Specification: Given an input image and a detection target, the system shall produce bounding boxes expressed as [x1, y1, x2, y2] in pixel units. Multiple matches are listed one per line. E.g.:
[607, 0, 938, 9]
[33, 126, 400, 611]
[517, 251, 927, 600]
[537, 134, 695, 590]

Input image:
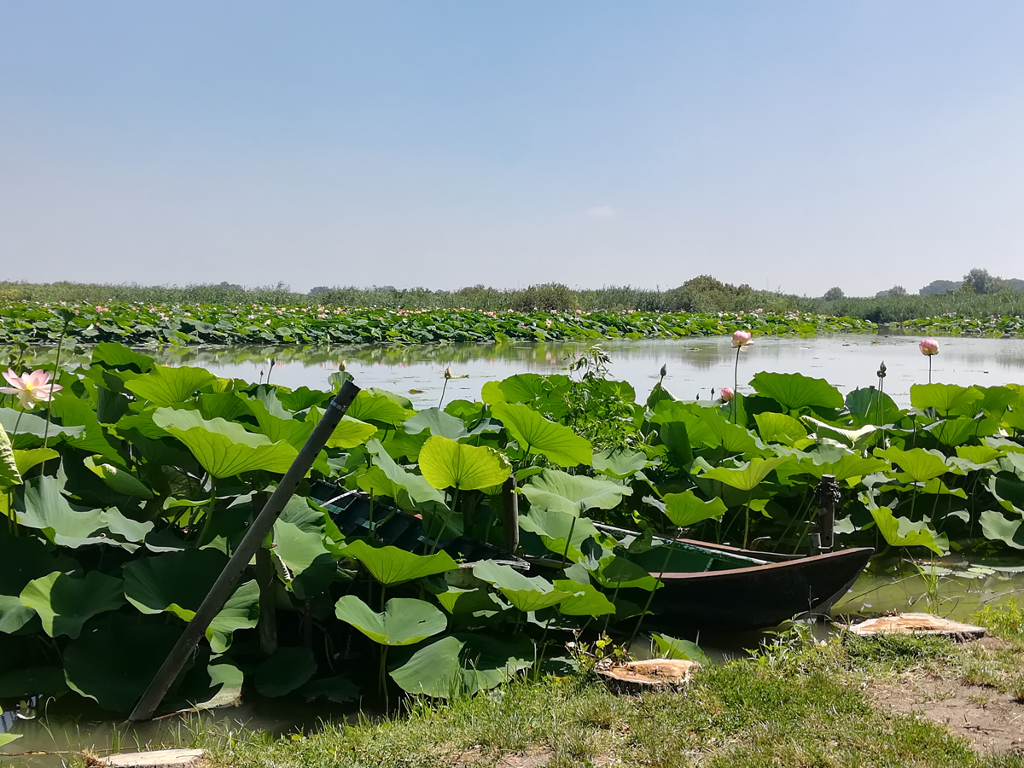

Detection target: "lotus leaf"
[523, 469, 630, 514]
[869, 506, 949, 555]
[472, 560, 572, 612]
[405, 408, 469, 441]
[342, 540, 457, 585]
[979, 510, 1024, 550]
[518, 505, 601, 560]
[910, 383, 985, 417]
[0, 426, 21, 489]
[347, 390, 412, 426]
[875, 447, 949, 483]
[334, 596, 447, 645]
[754, 412, 808, 445]
[419, 436, 511, 491]
[652, 633, 710, 664]
[552, 579, 615, 616]
[593, 447, 650, 478]
[125, 365, 217, 405]
[389, 633, 532, 697]
[83, 456, 154, 499]
[153, 407, 298, 477]
[491, 402, 593, 467]
[255, 646, 318, 697]
[699, 456, 791, 492]
[750, 372, 844, 411]
[19, 571, 124, 638]
[659, 490, 728, 527]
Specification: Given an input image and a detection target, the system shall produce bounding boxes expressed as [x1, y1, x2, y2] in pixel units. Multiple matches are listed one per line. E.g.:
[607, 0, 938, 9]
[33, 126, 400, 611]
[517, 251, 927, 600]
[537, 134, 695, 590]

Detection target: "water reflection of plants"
[0, 341, 1022, 717]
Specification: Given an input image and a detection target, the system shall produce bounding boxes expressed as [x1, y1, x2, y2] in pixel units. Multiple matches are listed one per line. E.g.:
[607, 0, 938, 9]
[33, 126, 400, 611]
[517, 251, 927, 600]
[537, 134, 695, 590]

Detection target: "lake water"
[110, 332, 1024, 408]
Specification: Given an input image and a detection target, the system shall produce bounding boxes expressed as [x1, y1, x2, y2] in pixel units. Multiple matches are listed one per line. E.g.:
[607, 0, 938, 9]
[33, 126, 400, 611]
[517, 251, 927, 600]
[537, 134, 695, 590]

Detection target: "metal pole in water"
[129, 380, 360, 722]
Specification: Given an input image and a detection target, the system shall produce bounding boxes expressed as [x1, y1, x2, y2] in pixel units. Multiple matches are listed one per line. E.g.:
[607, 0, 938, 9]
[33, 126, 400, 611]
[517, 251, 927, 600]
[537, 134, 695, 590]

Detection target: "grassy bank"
[79, 603, 1024, 768]
[4, 278, 1024, 323]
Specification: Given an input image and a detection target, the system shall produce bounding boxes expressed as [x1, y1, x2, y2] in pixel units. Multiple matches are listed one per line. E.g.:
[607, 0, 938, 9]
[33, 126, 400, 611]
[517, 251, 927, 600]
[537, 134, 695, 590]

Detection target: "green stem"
[742, 494, 752, 549]
[42, 321, 70, 450]
[732, 346, 741, 424]
[630, 532, 677, 645]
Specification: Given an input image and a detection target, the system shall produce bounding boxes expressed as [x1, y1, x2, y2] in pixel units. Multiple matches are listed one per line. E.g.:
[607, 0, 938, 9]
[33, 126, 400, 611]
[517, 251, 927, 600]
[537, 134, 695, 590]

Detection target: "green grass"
[105, 615, 1024, 768]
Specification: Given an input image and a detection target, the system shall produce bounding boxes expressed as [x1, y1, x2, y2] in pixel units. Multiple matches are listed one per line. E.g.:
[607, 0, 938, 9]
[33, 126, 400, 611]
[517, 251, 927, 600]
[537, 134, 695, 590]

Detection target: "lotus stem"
[732, 346, 741, 424]
[42, 320, 70, 450]
[629, 531, 678, 645]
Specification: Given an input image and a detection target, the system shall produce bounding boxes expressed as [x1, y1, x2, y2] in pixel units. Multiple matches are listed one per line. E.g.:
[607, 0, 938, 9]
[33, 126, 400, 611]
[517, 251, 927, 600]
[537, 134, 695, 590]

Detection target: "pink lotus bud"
[732, 330, 752, 348]
[918, 338, 939, 356]
[721, 386, 734, 402]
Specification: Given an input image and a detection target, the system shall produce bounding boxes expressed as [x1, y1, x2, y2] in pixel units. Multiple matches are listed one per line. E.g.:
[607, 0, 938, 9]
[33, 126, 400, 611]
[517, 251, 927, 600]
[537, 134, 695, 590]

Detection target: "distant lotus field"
[0, 302, 875, 347]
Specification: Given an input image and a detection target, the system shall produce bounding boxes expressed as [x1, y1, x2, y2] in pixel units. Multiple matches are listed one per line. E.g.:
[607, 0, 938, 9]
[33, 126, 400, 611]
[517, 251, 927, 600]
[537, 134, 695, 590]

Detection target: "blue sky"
[2, 2, 1022, 295]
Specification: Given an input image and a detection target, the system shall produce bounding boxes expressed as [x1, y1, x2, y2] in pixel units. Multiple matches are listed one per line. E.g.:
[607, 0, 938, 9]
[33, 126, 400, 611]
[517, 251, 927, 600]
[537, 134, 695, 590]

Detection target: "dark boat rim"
[656, 547, 874, 581]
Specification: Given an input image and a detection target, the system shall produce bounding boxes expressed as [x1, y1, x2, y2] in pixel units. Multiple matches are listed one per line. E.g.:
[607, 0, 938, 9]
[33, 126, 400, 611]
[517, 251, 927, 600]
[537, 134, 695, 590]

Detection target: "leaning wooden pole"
[129, 380, 360, 722]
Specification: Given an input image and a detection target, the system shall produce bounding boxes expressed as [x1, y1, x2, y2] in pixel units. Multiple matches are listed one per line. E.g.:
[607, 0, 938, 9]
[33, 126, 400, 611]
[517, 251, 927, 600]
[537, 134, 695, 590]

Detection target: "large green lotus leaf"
[591, 554, 661, 591]
[346, 390, 413, 426]
[801, 416, 878, 449]
[419, 436, 511, 491]
[404, 408, 469, 441]
[389, 633, 533, 698]
[754, 412, 808, 446]
[0, 407, 82, 444]
[875, 447, 949, 483]
[593, 447, 650, 479]
[778, 450, 889, 484]
[523, 469, 630, 515]
[0, 595, 35, 634]
[254, 646, 318, 698]
[845, 387, 904, 427]
[652, 633, 710, 664]
[125, 365, 217, 406]
[472, 560, 571, 612]
[169, 658, 245, 713]
[278, 385, 329, 413]
[652, 402, 715, 446]
[750, 372, 844, 411]
[552, 580, 615, 617]
[355, 465, 404, 501]
[153, 407, 298, 477]
[342, 540, 457, 585]
[19, 571, 124, 638]
[699, 456, 791, 492]
[206, 580, 259, 653]
[244, 396, 314, 449]
[987, 472, 1024, 515]
[956, 445, 1004, 467]
[925, 416, 997, 448]
[667, 406, 759, 455]
[16, 475, 150, 548]
[123, 548, 229, 620]
[302, 409, 378, 449]
[869, 506, 949, 555]
[0, 426, 21, 489]
[519, 506, 601, 560]
[83, 456, 154, 499]
[334, 596, 447, 646]
[658, 421, 694, 467]
[63, 617, 180, 712]
[428, 585, 497, 615]
[13, 448, 58, 476]
[272, 495, 336, 599]
[91, 342, 155, 372]
[482, 374, 572, 420]
[979, 510, 1024, 550]
[491, 402, 593, 468]
[659, 490, 728, 527]
[910, 383, 985, 417]
[980, 386, 1020, 415]
[366, 440, 447, 508]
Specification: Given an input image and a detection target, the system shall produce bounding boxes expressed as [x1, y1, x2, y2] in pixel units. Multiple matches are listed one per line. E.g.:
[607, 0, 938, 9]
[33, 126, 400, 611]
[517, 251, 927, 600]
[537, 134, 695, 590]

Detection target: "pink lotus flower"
[1, 369, 62, 410]
[721, 386, 735, 402]
[919, 338, 939, 356]
[732, 330, 753, 348]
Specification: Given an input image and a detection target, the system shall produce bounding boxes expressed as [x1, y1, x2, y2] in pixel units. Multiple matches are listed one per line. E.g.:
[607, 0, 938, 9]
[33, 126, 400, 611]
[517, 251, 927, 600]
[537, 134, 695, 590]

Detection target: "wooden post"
[129, 381, 360, 722]
[812, 474, 839, 555]
[502, 477, 519, 554]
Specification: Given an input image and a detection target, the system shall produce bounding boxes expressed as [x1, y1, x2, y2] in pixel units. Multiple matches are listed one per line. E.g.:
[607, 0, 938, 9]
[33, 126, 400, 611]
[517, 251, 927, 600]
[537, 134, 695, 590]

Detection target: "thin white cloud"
[585, 205, 615, 219]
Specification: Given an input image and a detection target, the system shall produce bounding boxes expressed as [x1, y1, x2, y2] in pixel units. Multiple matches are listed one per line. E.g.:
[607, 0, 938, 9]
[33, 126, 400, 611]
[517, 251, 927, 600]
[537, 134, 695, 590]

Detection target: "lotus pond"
[0, 332, 1023, 764]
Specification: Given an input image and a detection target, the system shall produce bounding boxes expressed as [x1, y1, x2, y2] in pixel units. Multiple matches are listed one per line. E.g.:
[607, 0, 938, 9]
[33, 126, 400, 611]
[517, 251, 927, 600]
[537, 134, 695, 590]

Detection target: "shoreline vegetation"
[63, 605, 1024, 767]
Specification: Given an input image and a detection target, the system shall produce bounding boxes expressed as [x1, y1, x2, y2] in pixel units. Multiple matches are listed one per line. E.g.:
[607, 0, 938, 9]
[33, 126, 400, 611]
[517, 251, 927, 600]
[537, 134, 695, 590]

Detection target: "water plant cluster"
[0, 342, 1022, 720]
[893, 314, 1024, 338]
[0, 302, 873, 348]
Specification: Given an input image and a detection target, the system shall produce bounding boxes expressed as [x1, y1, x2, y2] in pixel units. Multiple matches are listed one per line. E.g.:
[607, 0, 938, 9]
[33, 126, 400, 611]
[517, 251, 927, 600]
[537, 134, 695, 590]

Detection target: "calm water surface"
[142, 333, 1024, 408]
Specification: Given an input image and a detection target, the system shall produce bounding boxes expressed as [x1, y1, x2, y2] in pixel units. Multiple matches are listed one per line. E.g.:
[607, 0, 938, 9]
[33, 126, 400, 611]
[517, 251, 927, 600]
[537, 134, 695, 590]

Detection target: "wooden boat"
[310, 483, 873, 633]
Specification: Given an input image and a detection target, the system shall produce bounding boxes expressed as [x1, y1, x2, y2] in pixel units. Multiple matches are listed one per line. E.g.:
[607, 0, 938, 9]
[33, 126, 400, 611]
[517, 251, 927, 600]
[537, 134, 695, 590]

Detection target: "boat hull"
[645, 547, 874, 633]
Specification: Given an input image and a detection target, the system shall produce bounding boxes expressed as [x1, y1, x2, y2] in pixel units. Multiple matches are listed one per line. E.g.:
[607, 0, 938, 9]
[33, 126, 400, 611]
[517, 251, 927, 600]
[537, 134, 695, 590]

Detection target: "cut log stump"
[98, 748, 205, 768]
[848, 613, 986, 641]
[595, 659, 699, 695]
